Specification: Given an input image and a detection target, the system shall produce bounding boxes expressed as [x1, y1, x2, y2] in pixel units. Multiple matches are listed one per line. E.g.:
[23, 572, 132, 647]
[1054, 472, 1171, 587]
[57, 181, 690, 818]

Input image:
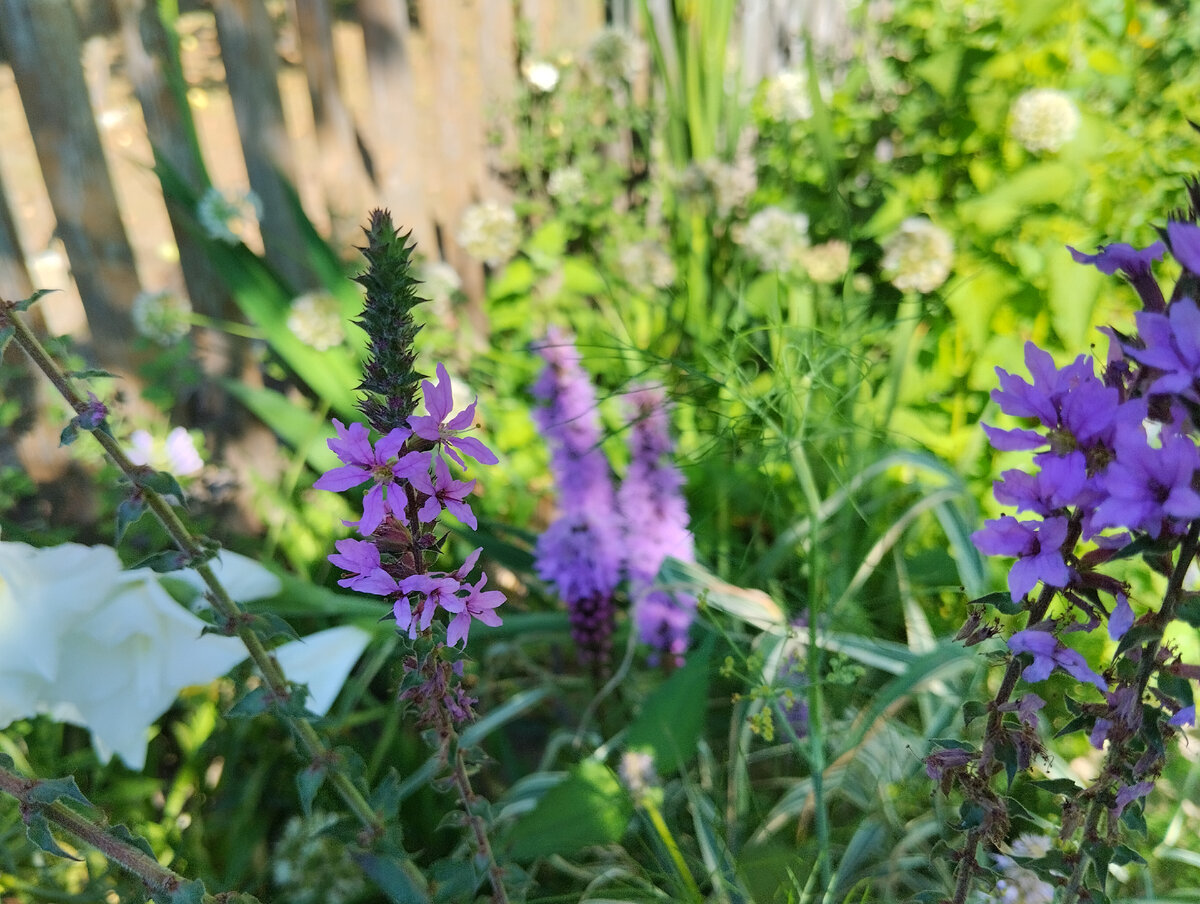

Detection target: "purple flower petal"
[1168, 220, 1200, 273]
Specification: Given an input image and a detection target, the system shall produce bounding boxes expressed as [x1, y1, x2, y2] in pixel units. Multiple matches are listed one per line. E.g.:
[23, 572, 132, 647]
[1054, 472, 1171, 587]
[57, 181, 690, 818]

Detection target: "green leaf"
[506, 760, 633, 860]
[958, 163, 1079, 234]
[962, 700, 988, 727]
[972, 589, 1021, 616]
[67, 368, 118, 379]
[222, 380, 339, 474]
[296, 762, 327, 817]
[13, 289, 55, 311]
[25, 813, 78, 860]
[115, 496, 148, 544]
[110, 824, 156, 858]
[151, 879, 206, 904]
[429, 857, 482, 903]
[0, 323, 13, 356]
[352, 851, 431, 904]
[140, 469, 187, 500]
[59, 422, 79, 446]
[134, 550, 192, 574]
[1032, 778, 1082, 796]
[226, 687, 271, 718]
[625, 638, 713, 773]
[370, 769, 404, 822]
[254, 613, 300, 643]
[913, 45, 963, 97]
[27, 776, 93, 809]
[1048, 244, 1103, 349]
[1176, 596, 1200, 629]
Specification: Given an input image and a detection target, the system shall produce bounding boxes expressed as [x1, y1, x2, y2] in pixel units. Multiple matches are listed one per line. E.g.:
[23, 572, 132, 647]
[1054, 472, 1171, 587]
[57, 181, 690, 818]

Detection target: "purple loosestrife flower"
[1168, 220, 1200, 274]
[1008, 628, 1106, 692]
[396, 573, 461, 638]
[531, 329, 623, 664]
[972, 515, 1071, 603]
[314, 420, 426, 535]
[617, 385, 697, 660]
[408, 363, 499, 469]
[1069, 240, 1167, 312]
[328, 538, 392, 592]
[1091, 427, 1200, 538]
[443, 573, 505, 648]
[410, 456, 478, 529]
[992, 451, 1090, 515]
[1125, 297, 1200, 400]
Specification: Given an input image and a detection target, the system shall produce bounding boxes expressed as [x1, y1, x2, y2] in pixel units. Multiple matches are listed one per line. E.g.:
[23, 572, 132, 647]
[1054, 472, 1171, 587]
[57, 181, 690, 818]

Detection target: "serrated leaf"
[624, 637, 712, 773]
[297, 763, 327, 817]
[25, 813, 78, 860]
[506, 761, 633, 860]
[27, 776, 93, 809]
[151, 878, 205, 904]
[110, 824, 156, 858]
[353, 851, 431, 904]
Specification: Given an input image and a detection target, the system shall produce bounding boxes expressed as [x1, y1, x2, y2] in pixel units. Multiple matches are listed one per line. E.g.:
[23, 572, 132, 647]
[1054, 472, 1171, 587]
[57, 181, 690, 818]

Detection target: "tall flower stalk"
[933, 193, 1200, 904]
[314, 210, 509, 903]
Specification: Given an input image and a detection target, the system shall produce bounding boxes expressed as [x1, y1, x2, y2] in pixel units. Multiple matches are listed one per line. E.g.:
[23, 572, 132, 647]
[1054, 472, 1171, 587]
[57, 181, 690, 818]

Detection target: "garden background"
[2, 0, 1200, 902]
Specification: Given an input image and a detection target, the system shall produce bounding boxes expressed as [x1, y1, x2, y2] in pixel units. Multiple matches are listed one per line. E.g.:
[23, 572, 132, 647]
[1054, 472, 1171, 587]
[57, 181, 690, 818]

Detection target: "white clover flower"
[196, 186, 261, 244]
[698, 155, 757, 217]
[286, 290, 346, 351]
[586, 28, 639, 82]
[1009, 89, 1080, 153]
[273, 811, 366, 904]
[547, 165, 587, 206]
[738, 206, 811, 272]
[799, 239, 852, 284]
[416, 260, 463, 306]
[762, 69, 813, 122]
[984, 834, 1056, 904]
[618, 750, 658, 801]
[0, 542, 370, 769]
[880, 217, 955, 293]
[132, 289, 192, 345]
[458, 201, 522, 266]
[618, 240, 677, 289]
[523, 60, 560, 93]
[127, 426, 204, 477]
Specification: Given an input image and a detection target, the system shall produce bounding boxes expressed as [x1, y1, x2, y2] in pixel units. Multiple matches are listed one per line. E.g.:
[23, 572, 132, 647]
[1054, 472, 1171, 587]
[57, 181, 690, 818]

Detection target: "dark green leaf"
[1032, 778, 1082, 796]
[371, 769, 404, 822]
[352, 851, 431, 904]
[506, 761, 633, 860]
[1116, 623, 1160, 657]
[115, 497, 147, 544]
[429, 857, 482, 903]
[296, 763, 327, 817]
[1177, 596, 1200, 629]
[226, 687, 271, 718]
[624, 637, 713, 773]
[59, 421, 79, 446]
[67, 369, 118, 379]
[141, 470, 186, 501]
[1091, 843, 1113, 892]
[25, 813, 78, 859]
[1112, 844, 1146, 866]
[110, 824, 156, 858]
[12, 289, 54, 311]
[0, 324, 14, 356]
[254, 613, 300, 642]
[962, 700, 988, 727]
[27, 776, 93, 809]
[134, 550, 192, 573]
[1121, 803, 1148, 836]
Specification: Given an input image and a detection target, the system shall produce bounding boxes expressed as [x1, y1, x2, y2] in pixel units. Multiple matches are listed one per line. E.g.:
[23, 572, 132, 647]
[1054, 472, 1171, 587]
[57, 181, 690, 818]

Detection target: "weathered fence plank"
[212, 0, 317, 294]
[0, 0, 143, 374]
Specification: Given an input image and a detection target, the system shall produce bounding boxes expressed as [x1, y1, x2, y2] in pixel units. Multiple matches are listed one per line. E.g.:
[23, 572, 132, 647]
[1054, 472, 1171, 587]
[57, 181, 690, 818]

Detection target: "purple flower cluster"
[618, 386, 696, 664]
[941, 218, 1200, 895]
[316, 363, 504, 659]
[531, 331, 696, 667]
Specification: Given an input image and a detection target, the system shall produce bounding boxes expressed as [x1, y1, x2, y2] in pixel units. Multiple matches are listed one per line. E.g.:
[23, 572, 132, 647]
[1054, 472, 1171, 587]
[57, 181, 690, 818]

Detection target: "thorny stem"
[1, 301, 384, 839]
[0, 763, 255, 903]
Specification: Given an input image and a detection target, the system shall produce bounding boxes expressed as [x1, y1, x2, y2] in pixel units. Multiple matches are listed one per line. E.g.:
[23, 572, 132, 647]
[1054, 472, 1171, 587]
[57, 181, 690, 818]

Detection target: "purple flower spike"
[314, 419, 417, 535]
[409, 363, 499, 468]
[1008, 629, 1107, 692]
[1168, 220, 1200, 273]
[396, 572, 462, 637]
[1093, 429, 1200, 537]
[411, 456, 478, 529]
[443, 573, 505, 647]
[1068, 241, 1165, 276]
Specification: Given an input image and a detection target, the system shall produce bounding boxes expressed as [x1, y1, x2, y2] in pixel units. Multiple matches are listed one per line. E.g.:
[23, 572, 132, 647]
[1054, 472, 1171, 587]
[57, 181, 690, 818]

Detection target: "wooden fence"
[0, 0, 609, 379]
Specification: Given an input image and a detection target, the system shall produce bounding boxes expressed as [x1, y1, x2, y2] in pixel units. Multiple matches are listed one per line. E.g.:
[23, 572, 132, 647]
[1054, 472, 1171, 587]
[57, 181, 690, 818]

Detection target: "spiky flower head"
[353, 209, 427, 434]
[1009, 89, 1080, 154]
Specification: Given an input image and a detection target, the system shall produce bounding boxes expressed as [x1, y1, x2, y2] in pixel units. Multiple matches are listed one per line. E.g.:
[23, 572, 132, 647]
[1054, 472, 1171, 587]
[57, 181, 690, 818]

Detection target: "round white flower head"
[762, 69, 813, 122]
[738, 206, 811, 272]
[458, 201, 522, 266]
[1009, 89, 1080, 153]
[416, 260, 463, 306]
[799, 239, 852, 284]
[618, 239, 677, 289]
[547, 166, 587, 206]
[984, 834, 1056, 904]
[619, 749, 658, 800]
[132, 289, 192, 345]
[523, 59, 560, 93]
[699, 155, 758, 217]
[286, 290, 346, 351]
[586, 27, 639, 82]
[196, 186, 261, 244]
[127, 426, 204, 476]
[880, 217, 954, 293]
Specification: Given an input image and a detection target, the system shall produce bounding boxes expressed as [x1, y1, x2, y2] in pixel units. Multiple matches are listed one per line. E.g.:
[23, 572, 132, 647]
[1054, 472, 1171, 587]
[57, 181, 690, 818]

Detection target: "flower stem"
[1, 300, 383, 839]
